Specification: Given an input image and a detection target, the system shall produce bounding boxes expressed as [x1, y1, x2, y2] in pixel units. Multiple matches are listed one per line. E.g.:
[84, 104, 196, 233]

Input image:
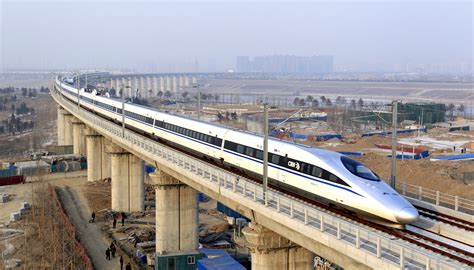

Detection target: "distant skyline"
[1, 1, 472, 74]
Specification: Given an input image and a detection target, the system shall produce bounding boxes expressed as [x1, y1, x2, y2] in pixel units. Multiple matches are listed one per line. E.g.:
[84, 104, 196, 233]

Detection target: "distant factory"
[236, 54, 334, 74]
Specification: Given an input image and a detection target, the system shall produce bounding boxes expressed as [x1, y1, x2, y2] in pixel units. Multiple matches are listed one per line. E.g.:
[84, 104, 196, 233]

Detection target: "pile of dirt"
[83, 180, 111, 219]
[354, 153, 474, 199]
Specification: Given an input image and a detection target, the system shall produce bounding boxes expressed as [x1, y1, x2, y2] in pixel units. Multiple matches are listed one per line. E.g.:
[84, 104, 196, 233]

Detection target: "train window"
[329, 174, 338, 182]
[255, 150, 263, 160]
[246, 147, 255, 157]
[215, 138, 223, 147]
[311, 167, 323, 178]
[271, 154, 280, 164]
[340, 156, 379, 181]
[236, 145, 245, 154]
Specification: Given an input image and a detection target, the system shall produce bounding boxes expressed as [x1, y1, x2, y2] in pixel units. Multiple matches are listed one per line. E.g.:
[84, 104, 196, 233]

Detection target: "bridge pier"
[85, 127, 105, 182]
[149, 170, 198, 253]
[153, 77, 159, 97]
[72, 118, 86, 156]
[166, 76, 171, 91]
[106, 141, 144, 212]
[63, 114, 74, 145]
[185, 76, 190, 86]
[160, 77, 165, 92]
[243, 223, 314, 270]
[57, 106, 68, 145]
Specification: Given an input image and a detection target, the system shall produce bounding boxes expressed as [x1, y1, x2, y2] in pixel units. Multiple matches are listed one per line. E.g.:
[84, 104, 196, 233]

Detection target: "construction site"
[1, 77, 473, 269]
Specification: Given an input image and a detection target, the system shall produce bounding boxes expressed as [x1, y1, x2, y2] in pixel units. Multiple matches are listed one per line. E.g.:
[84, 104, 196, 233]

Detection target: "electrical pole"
[193, 84, 201, 120]
[390, 100, 398, 188]
[263, 103, 269, 203]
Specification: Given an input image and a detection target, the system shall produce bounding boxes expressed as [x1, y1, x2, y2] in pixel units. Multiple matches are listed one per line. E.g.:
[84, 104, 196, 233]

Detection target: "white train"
[55, 77, 418, 226]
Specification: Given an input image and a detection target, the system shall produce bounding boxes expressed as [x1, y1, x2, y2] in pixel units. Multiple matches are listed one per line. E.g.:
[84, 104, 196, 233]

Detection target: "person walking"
[121, 212, 126, 226]
[120, 255, 124, 269]
[91, 212, 96, 223]
[113, 218, 117, 229]
[125, 262, 132, 270]
[110, 244, 116, 258]
[105, 248, 111, 260]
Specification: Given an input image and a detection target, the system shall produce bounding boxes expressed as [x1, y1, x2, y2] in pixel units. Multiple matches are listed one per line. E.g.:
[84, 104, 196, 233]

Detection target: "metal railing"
[52, 82, 470, 270]
[397, 181, 474, 215]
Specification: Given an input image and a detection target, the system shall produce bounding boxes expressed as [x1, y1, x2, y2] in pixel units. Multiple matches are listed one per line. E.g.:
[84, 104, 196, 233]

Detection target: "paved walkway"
[56, 180, 121, 270]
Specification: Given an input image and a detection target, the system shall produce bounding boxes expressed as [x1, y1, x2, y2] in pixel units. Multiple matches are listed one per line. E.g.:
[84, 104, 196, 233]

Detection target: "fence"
[398, 181, 474, 215]
[53, 80, 470, 270]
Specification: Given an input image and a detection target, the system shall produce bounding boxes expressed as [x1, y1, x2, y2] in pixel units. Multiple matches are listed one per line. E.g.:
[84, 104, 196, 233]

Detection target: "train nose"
[395, 207, 419, 224]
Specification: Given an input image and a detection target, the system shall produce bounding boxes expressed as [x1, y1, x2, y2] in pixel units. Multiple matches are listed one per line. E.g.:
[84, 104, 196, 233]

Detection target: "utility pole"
[193, 84, 201, 120]
[263, 103, 269, 203]
[122, 86, 130, 138]
[390, 100, 398, 188]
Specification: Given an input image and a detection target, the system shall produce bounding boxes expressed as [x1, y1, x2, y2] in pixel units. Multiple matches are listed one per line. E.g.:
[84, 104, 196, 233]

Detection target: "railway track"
[61, 91, 474, 267]
[415, 205, 474, 232]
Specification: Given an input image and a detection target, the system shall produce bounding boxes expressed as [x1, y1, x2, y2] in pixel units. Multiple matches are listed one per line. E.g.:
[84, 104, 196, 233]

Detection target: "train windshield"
[340, 156, 380, 181]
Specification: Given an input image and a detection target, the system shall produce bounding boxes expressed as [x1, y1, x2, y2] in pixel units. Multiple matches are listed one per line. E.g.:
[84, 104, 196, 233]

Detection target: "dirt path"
[55, 179, 121, 270]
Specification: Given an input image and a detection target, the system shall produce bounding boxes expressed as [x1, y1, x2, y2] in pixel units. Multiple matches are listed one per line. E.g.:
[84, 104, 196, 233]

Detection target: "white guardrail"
[397, 182, 474, 215]
[52, 82, 470, 270]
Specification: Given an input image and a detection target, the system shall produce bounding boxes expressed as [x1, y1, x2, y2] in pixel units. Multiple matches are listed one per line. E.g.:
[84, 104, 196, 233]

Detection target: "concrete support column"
[116, 78, 122, 97]
[63, 114, 74, 145]
[85, 127, 102, 182]
[179, 76, 184, 90]
[243, 223, 314, 270]
[185, 76, 190, 86]
[153, 77, 159, 96]
[149, 171, 198, 253]
[126, 78, 132, 98]
[101, 137, 111, 180]
[129, 155, 144, 212]
[166, 76, 171, 91]
[139, 77, 145, 97]
[72, 119, 86, 156]
[172, 76, 177, 92]
[192, 76, 197, 85]
[160, 77, 165, 92]
[105, 140, 144, 212]
[133, 77, 139, 97]
[111, 151, 131, 211]
[57, 107, 66, 145]
[146, 77, 152, 97]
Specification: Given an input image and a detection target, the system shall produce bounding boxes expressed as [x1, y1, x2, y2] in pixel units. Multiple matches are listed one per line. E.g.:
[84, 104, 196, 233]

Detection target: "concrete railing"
[52, 82, 470, 270]
[398, 181, 474, 215]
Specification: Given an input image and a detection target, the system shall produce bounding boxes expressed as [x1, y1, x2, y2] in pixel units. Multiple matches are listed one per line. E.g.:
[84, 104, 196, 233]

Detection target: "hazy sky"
[1, 0, 472, 72]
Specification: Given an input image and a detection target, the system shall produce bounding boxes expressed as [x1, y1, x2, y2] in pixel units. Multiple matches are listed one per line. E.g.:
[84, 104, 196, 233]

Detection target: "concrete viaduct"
[53, 73, 466, 270]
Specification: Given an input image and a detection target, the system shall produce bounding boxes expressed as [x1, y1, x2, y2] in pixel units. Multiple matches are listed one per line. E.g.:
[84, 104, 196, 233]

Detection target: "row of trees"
[293, 95, 365, 109]
[447, 103, 466, 119]
[0, 113, 35, 134]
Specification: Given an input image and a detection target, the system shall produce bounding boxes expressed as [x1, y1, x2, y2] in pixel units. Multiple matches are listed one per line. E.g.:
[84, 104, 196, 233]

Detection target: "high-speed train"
[55, 76, 418, 226]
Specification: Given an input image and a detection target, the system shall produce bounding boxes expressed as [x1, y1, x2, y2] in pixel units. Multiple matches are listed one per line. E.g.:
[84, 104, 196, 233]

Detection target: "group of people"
[89, 211, 131, 269]
[106, 242, 132, 270]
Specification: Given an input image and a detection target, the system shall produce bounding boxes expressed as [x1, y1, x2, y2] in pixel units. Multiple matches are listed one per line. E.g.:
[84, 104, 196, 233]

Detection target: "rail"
[52, 81, 470, 270]
[397, 182, 474, 215]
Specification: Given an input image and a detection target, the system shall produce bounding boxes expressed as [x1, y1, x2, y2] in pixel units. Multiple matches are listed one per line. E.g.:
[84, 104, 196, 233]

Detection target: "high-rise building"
[235, 55, 334, 73]
[236, 56, 251, 72]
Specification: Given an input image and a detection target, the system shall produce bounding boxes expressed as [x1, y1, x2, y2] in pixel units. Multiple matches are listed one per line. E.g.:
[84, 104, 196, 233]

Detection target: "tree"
[305, 95, 313, 103]
[457, 104, 465, 117]
[298, 99, 306, 106]
[350, 99, 356, 109]
[213, 94, 219, 103]
[181, 91, 189, 100]
[164, 91, 172, 98]
[357, 98, 364, 109]
[293, 97, 300, 106]
[11, 104, 15, 112]
[157, 91, 164, 98]
[320, 96, 326, 103]
[447, 103, 455, 120]
[325, 98, 332, 107]
[21, 88, 27, 97]
[311, 99, 319, 108]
